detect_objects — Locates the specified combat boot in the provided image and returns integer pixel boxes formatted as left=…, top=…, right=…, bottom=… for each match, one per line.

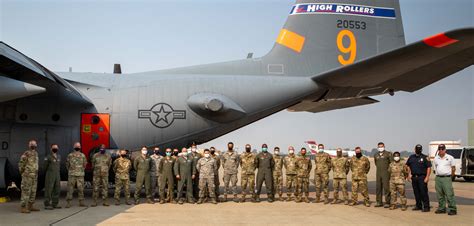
left=364, top=201, right=371, bottom=207
left=28, top=203, right=40, bottom=211
left=223, top=195, right=228, bottom=202
left=349, top=201, right=357, bottom=206
left=286, top=195, right=293, bottom=202
left=125, top=199, right=132, bottom=205
left=147, top=199, right=154, bottom=204
left=240, top=195, right=246, bottom=203
left=159, top=199, right=165, bottom=204
left=331, top=199, right=338, bottom=204
left=295, top=197, right=302, bottom=203
left=197, top=199, right=203, bottom=204
left=303, top=197, right=310, bottom=203
left=255, top=195, right=261, bottom=203
left=103, top=199, right=110, bottom=206
left=233, top=194, right=239, bottom=203
left=20, top=206, right=30, bottom=213
left=91, top=200, right=98, bottom=207
left=178, top=199, right=184, bottom=205
left=66, top=200, right=71, bottom=208
left=211, top=198, right=217, bottom=204
left=401, top=205, right=407, bottom=211
left=45, top=206, right=54, bottom=210
left=344, top=200, right=349, bottom=205
left=268, top=195, right=274, bottom=203
left=314, top=196, right=320, bottom=203
left=115, top=200, right=120, bottom=206
left=79, top=200, right=87, bottom=207
left=389, top=205, right=396, bottom=210
left=324, top=199, right=329, bottom=204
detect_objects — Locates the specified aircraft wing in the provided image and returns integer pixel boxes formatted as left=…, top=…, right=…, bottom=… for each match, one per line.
left=290, top=28, right=473, bottom=113
left=0, top=42, right=91, bottom=104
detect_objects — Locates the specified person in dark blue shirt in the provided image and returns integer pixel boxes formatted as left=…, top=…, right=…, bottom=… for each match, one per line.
left=406, top=144, right=432, bottom=212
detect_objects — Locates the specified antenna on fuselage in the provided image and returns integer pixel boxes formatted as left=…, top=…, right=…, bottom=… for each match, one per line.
left=113, top=64, right=122, bottom=74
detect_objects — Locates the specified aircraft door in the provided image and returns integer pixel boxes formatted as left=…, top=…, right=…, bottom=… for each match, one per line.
left=80, top=113, right=110, bottom=169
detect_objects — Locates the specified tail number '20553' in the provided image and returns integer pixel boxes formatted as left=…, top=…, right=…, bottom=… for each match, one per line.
left=337, top=20, right=366, bottom=30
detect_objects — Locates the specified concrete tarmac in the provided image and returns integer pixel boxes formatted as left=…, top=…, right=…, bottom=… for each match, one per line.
left=0, top=159, right=473, bottom=226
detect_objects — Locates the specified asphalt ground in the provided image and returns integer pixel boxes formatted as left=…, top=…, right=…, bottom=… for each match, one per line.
left=0, top=158, right=473, bottom=226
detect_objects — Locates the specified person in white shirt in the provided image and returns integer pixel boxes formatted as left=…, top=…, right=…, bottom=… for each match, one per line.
left=433, top=144, right=457, bottom=215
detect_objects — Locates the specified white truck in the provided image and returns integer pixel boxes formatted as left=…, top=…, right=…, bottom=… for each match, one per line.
left=433, top=146, right=474, bottom=182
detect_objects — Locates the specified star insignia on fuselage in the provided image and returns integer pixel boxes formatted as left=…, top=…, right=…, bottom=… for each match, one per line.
left=138, top=103, right=186, bottom=128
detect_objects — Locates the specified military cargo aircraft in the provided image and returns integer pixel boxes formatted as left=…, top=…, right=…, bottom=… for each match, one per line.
left=0, top=0, right=473, bottom=190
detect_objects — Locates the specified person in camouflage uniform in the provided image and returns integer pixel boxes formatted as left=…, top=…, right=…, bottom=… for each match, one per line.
left=19, top=140, right=40, bottom=213
left=349, top=147, right=371, bottom=207
left=91, top=144, right=112, bottom=207
left=159, top=148, right=176, bottom=204
left=240, top=144, right=256, bottom=202
left=210, top=147, right=220, bottom=198
left=150, top=147, right=163, bottom=201
left=174, top=147, right=196, bottom=204
left=295, top=148, right=312, bottom=203
left=331, top=148, right=350, bottom=205
left=113, top=149, right=132, bottom=205
left=273, top=147, right=284, bottom=201
left=66, top=142, right=88, bottom=208
left=134, top=147, right=154, bottom=204
left=283, top=146, right=298, bottom=201
left=44, top=144, right=61, bottom=210
left=221, top=142, right=240, bottom=202
left=196, top=149, right=218, bottom=204
left=388, top=152, right=408, bottom=211
left=314, top=143, right=332, bottom=204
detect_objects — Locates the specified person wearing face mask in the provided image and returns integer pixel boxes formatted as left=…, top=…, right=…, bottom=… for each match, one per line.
left=295, top=148, right=312, bottom=203
left=150, top=147, right=163, bottom=202
left=209, top=147, right=221, bottom=199
left=221, top=142, right=240, bottom=202
left=314, top=144, right=331, bottom=204
left=19, top=140, right=40, bottom=213
left=196, top=149, right=218, bottom=204
left=113, top=149, right=132, bottom=205
left=66, top=142, right=88, bottom=208
left=283, top=146, right=298, bottom=201
left=331, top=148, right=349, bottom=205
left=189, top=143, right=202, bottom=201
left=272, top=147, right=284, bottom=201
left=406, top=144, right=431, bottom=212
left=134, top=146, right=154, bottom=205
left=174, top=147, right=197, bottom=204
left=374, top=142, right=392, bottom=208
left=158, top=148, right=176, bottom=204
left=255, top=144, right=275, bottom=202
left=349, top=147, right=371, bottom=207
left=91, top=144, right=112, bottom=207
left=44, top=144, right=62, bottom=210
left=240, top=144, right=257, bottom=202
left=388, top=152, right=408, bottom=211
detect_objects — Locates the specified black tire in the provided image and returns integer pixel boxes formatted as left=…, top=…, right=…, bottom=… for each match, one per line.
left=463, top=176, right=473, bottom=182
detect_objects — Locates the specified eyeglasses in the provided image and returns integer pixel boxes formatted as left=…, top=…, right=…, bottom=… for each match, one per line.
left=438, top=148, right=446, bottom=150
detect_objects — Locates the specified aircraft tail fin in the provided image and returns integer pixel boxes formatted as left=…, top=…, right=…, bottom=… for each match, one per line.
left=261, top=0, right=405, bottom=76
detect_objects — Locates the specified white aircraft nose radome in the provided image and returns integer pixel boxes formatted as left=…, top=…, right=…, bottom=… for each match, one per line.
left=0, top=76, right=46, bottom=102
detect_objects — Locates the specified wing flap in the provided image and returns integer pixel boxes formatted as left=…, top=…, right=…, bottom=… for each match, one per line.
left=288, top=97, right=379, bottom=113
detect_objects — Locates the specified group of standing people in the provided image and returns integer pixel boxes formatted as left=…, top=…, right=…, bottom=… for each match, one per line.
left=18, top=140, right=458, bottom=216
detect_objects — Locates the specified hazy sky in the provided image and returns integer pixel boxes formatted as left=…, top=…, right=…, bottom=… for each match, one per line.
left=1, top=0, right=473, bottom=153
